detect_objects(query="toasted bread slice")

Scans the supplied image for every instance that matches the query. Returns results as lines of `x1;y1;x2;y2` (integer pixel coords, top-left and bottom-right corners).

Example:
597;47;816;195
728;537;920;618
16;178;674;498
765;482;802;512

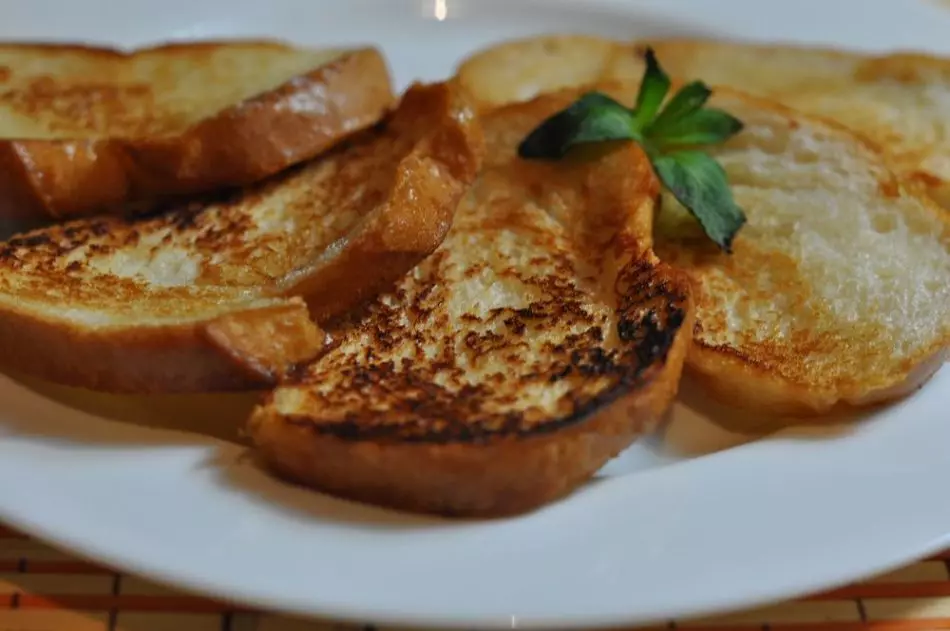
0;40;394;221
657;89;950;416
460;35;950;210
0;81;483;393
642;39;950;211
459;36;950;417
246;88;694;517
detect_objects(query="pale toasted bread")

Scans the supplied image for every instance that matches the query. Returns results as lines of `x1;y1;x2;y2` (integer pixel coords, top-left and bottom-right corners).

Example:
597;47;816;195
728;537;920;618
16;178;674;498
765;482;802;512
0;81;483;393
460;35;950;210
246;88;694;517
458;36;950;417
657;89;950;416
0;40;394;221
642;39;950;211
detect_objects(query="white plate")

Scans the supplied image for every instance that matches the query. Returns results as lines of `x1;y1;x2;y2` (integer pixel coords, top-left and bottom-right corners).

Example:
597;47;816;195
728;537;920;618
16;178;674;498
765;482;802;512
1;0;950;628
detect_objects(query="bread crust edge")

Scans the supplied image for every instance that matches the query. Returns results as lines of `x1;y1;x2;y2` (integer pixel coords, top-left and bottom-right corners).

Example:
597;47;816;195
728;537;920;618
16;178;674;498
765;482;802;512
246;265;695;518
0;47;395;221
687;341;949;422
0;299;325;393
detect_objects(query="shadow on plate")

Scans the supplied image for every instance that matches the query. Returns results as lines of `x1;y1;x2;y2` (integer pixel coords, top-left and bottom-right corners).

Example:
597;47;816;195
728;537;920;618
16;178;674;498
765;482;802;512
0;371;453;528
0;365;875;529
205;448;452;530
598;373;868;480
0;371;258;447
660;374;863;459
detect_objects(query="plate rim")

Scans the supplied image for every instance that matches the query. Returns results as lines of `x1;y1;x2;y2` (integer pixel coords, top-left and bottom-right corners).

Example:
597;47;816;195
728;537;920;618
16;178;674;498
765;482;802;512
0;0;950;628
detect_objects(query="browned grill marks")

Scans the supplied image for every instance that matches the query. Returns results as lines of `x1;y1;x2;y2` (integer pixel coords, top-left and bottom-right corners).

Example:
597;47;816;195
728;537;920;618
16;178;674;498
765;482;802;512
284;257;687;443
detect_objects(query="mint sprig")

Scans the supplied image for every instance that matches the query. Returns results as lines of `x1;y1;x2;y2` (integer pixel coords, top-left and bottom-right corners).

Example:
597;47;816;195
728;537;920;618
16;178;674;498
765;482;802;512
517;47;747;252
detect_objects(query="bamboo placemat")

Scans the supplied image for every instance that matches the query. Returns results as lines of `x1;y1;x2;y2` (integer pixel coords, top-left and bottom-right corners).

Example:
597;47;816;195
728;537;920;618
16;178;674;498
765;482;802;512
2;523;950;631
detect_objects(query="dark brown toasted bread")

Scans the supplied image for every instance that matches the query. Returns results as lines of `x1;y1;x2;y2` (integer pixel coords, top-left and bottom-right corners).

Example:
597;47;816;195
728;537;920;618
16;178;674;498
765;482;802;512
0;81;484;393
245;88;694;517
0;41;394;221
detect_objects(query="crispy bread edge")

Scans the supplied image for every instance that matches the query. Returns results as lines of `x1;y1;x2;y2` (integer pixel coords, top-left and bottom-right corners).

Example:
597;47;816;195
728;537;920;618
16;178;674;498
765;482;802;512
0;299;321;393
461;35;950;417
246;260;694;518
687;342;949;422
0;47;395;221
675;87;950;416
0;82;483;394
268;80;487;322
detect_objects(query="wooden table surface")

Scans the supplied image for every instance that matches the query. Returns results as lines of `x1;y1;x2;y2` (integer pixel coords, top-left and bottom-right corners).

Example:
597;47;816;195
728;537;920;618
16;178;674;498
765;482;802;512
3;524;950;630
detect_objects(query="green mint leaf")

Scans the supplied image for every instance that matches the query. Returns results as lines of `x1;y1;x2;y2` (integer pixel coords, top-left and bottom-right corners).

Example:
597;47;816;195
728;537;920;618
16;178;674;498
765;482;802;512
632;48;670;128
518;92;636;160
650;108;744;149
515;47;748;252
647;81;712;136
651;150;747;252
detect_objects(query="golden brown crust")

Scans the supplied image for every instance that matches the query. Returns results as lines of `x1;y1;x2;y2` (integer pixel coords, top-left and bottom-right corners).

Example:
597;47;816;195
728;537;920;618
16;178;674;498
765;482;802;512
0;81;483;393
0;298;287;393
0;45;395;221
245;90;694;517
267;81;486;320
249;258;693;517
250;300;691;517
499;73;949;419
651;87;950;417
203;303;329;384
686;341;948;422
458;36;950;423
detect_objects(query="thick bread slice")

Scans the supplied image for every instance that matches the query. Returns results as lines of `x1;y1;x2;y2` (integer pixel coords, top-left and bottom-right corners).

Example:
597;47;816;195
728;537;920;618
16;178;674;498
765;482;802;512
642;39;950;211
0;81;483;393
460;35;950;210
458;36;950;417
657;89;950;416
0;41;394;221
246;89;694;517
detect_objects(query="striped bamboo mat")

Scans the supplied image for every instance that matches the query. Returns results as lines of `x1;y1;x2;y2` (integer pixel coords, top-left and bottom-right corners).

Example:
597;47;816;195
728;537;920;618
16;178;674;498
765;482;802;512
3;524;950;630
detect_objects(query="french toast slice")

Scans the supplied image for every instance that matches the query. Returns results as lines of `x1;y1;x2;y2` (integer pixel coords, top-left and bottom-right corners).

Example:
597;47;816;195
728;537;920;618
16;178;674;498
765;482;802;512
0;41;394;221
460;35;950;211
0;81;483;393
458;36;950;417
246;88;694;517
